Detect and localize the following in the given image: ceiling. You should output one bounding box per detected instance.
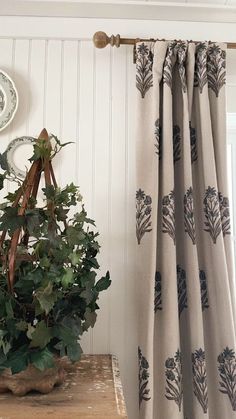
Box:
[10,0,236,4]
[1,0,236,22]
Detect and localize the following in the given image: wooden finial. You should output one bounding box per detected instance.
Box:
[38,128,49,140]
[38,128,51,151]
[93,31,121,48]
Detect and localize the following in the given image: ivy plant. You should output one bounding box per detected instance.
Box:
[0,135,111,374]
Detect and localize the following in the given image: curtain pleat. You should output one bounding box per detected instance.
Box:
[136,40,236,419]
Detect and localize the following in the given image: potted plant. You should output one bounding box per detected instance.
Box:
[0,129,111,396]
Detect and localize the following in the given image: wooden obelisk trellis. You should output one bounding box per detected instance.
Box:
[0,129,58,294]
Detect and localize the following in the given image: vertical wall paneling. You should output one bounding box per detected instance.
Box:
[44,40,62,185]
[0,32,139,419]
[92,45,111,354]
[8,40,30,194]
[28,40,46,135]
[75,40,81,186]
[12,40,30,137]
[109,45,126,365]
[43,40,48,129]
[60,40,78,186]
[0,38,14,201]
[77,40,95,353]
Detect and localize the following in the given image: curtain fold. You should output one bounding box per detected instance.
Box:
[136,40,236,419]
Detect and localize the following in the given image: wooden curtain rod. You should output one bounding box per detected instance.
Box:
[93,31,236,50]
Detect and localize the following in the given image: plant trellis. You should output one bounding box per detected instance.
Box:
[0,129,60,293]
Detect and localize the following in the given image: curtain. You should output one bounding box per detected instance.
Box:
[136,40,236,419]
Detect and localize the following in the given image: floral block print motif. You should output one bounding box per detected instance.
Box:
[184,187,196,245]
[136,189,152,245]
[218,193,231,236]
[138,346,151,408]
[176,42,188,93]
[189,123,198,163]
[194,43,226,97]
[154,121,181,163]
[162,191,176,244]
[163,42,187,92]
[194,43,208,93]
[192,349,208,413]
[154,271,162,312]
[199,270,209,311]
[165,349,183,411]
[218,347,236,411]
[207,45,226,98]
[204,187,231,243]
[163,41,177,91]
[204,186,222,244]
[177,265,188,317]
[136,43,153,99]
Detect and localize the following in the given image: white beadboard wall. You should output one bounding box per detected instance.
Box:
[0,22,139,419]
[0,15,236,419]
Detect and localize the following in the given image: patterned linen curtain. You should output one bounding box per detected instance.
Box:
[136,40,236,419]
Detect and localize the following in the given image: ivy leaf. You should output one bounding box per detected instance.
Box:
[66,226,85,246]
[29,139,50,162]
[25,209,45,235]
[62,315,82,337]
[94,272,111,292]
[51,134,74,149]
[0,349,7,366]
[26,324,36,339]
[80,288,94,305]
[69,252,81,266]
[67,341,82,362]
[5,300,14,318]
[0,152,9,171]
[30,347,55,371]
[5,345,29,374]
[6,319,19,339]
[53,324,75,346]
[54,341,66,357]
[30,321,53,349]
[0,336,11,355]
[4,190,19,203]
[35,300,44,316]
[16,320,28,331]
[0,207,24,234]
[61,268,74,289]
[83,309,97,331]
[0,174,6,190]
[80,271,96,287]
[39,256,50,269]
[55,206,69,222]
[85,217,96,226]
[42,185,55,200]
[35,282,57,315]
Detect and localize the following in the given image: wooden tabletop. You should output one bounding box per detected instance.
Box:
[0,355,128,419]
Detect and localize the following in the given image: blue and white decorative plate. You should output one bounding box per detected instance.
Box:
[0,70,18,132]
[5,136,35,179]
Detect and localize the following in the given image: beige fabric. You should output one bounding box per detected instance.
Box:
[136,40,236,419]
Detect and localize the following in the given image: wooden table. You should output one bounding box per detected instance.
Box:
[0,355,128,419]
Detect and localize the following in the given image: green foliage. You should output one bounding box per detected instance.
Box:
[95,272,111,292]
[29,135,73,163]
[30,347,55,371]
[30,321,53,349]
[0,137,111,375]
[35,282,58,315]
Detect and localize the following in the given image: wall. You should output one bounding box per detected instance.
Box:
[0,16,236,419]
